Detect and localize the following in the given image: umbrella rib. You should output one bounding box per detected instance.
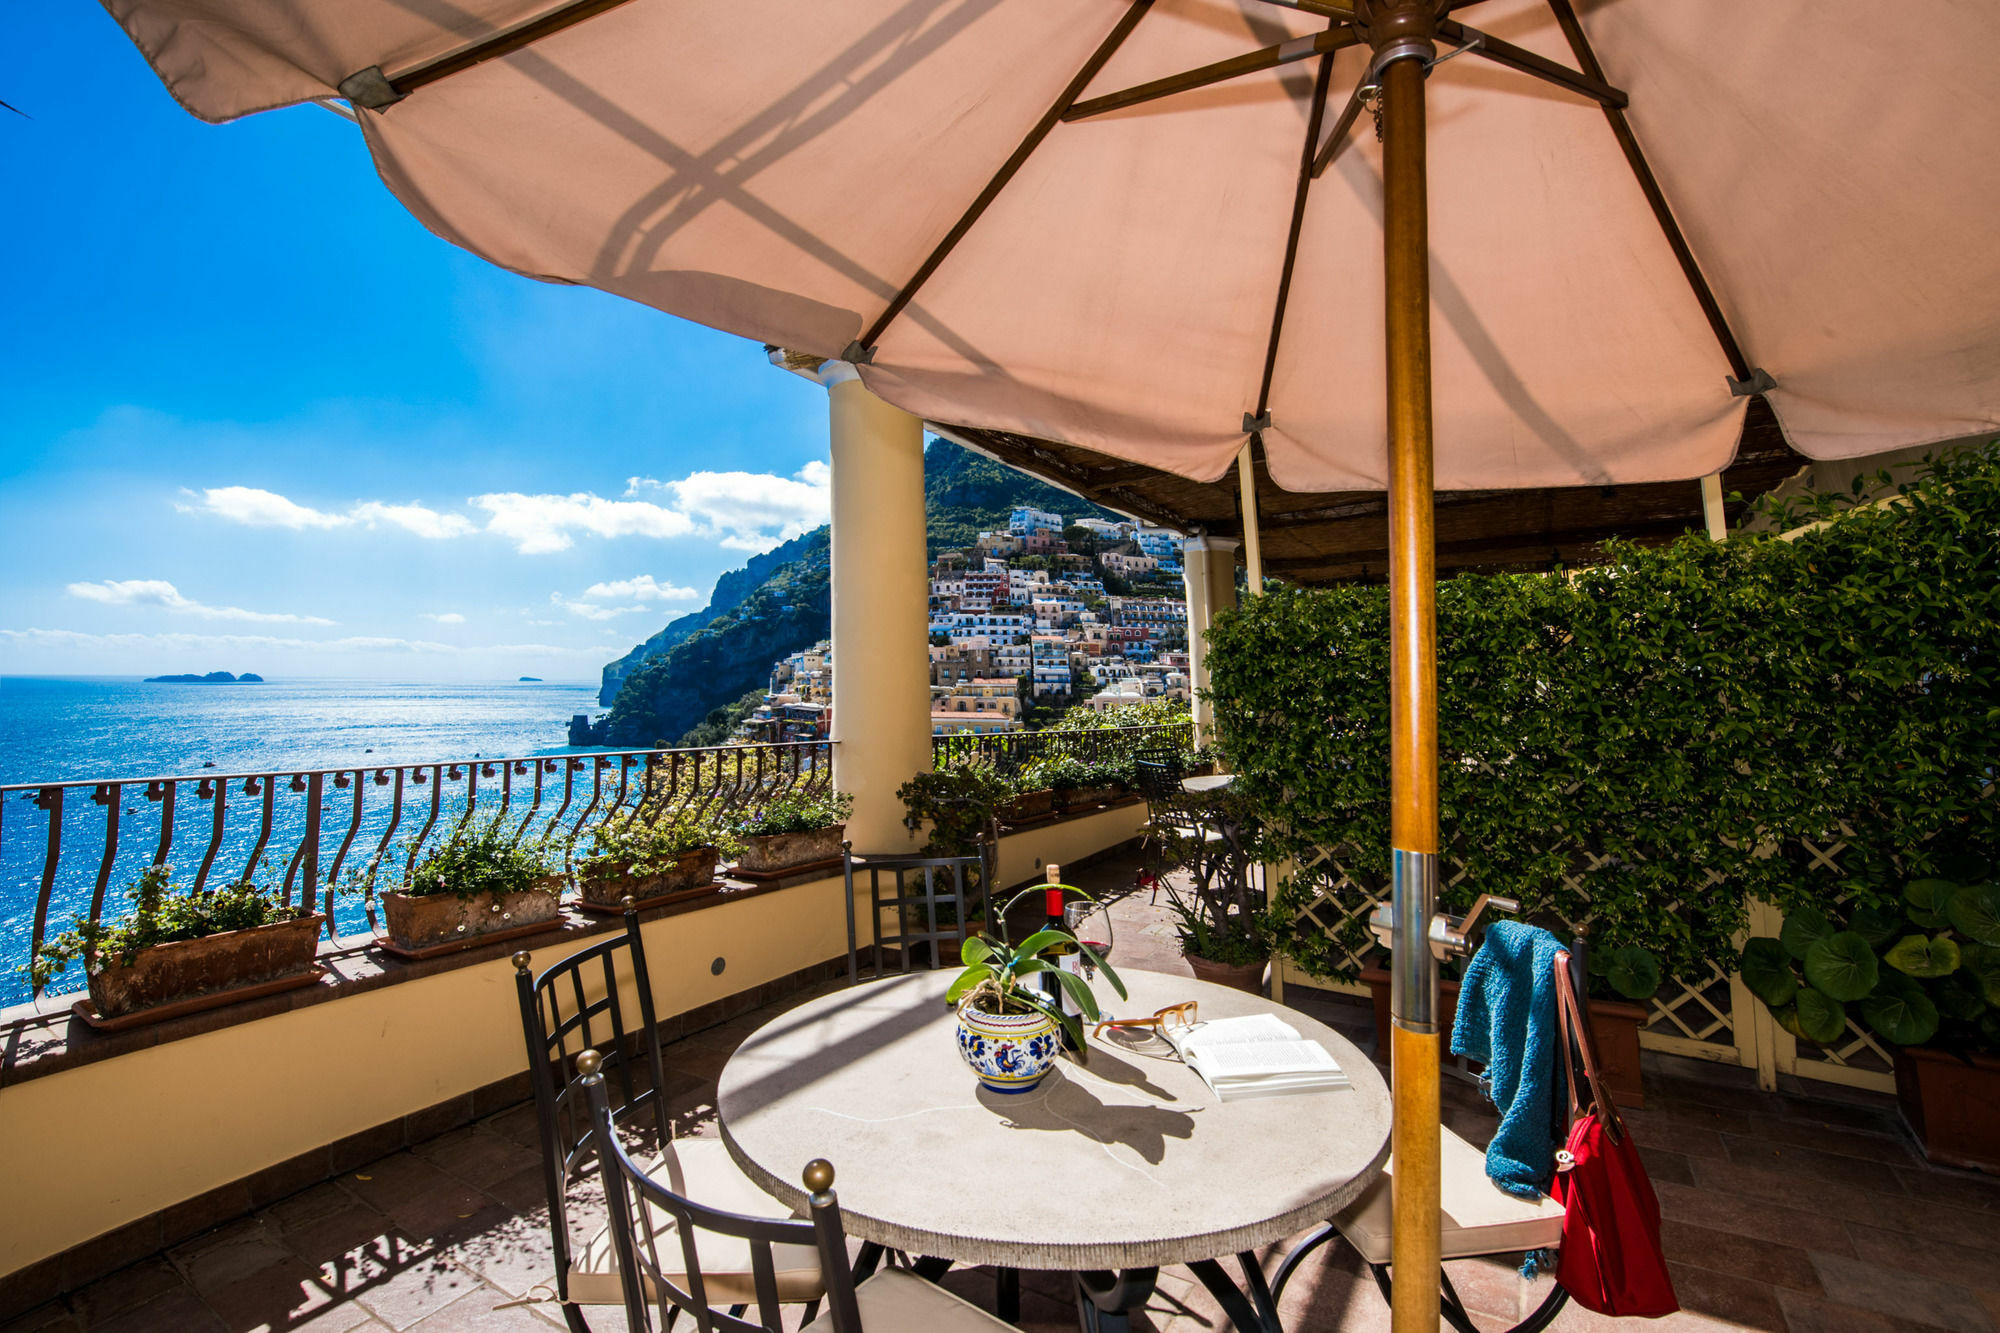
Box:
[1254,36,1342,423]
[1062,26,1361,123]
[1436,19,1626,108]
[1544,0,1751,382]
[1311,63,1376,179]
[848,0,1155,359]
[360,0,640,105]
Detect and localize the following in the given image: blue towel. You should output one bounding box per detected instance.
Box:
[1450,919,1568,1199]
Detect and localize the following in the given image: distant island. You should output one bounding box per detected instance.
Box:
[144,671,264,684]
[518,676,543,682]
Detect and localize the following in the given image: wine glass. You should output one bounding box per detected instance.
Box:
[1064,899,1115,979]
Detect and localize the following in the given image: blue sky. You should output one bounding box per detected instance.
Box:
[1,8,834,682]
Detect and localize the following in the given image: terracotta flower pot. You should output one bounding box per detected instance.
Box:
[1186,951,1267,994]
[578,849,718,907]
[735,826,844,875]
[86,912,324,1019]
[1896,1046,2000,1174]
[1058,785,1122,814]
[1000,790,1054,824]
[381,880,562,953]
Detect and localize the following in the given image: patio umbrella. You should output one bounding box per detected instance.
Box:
[101,0,2000,1325]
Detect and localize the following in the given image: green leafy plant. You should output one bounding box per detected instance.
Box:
[1207,443,2000,988]
[28,866,307,988]
[1740,875,2000,1053]
[1161,887,1275,968]
[948,883,1127,1052]
[733,790,853,838]
[578,811,738,883]
[898,763,1010,857]
[395,817,561,901]
[1585,943,1664,1002]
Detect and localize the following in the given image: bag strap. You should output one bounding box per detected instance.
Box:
[1553,948,1626,1142]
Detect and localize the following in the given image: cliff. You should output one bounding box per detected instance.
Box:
[577,438,1125,747]
[144,671,263,683]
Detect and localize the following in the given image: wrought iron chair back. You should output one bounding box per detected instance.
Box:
[581,1053,861,1333]
[842,841,989,984]
[513,904,672,1322]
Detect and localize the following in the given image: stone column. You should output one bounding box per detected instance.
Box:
[825,364,929,850]
[1182,535,1240,746]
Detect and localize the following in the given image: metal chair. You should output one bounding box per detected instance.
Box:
[1133,759,1233,905]
[580,1049,1015,1333]
[513,904,826,1331]
[842,842,989,984]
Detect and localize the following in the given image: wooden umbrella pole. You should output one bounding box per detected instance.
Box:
[1368,2,1442,1329]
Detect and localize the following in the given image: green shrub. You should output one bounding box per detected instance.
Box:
[899,763,1010,857]
[578,812,738,881]
[733,790,853,838]
[1207,444,2000,1006]
[400,818,560,901]
[28,866,307,988]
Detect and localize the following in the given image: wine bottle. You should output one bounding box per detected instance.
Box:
[1041,864,1081,1050]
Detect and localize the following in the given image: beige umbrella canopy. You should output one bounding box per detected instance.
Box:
[107,0,2000,491]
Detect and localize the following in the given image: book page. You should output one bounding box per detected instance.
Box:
[1193,1038,1340,1079]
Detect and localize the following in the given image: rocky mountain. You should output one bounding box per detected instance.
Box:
[576,438,1123,747]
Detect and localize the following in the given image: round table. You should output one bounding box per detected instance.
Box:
[717,968,1390,1330]
[1182,773,1235,794]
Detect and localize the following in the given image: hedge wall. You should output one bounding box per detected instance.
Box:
[1207,445,2000,983]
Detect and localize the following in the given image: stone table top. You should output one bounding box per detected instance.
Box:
[716,967,1390,1272]
[1182,773,1236,794]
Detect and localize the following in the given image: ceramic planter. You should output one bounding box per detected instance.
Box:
[1896,1046,2000,1174]
[85,912,324,1020]
[1186,951,1268,995]
[734,825,844,875]
[578,848,719,908]
[380,880,562,954]
[999,790,1054,824]
[956,1000,1061,1093]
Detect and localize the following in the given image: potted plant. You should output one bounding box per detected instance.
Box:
[1057,758,1127,814]
[899,763,1009,854]
[376,818,563,955]
[30,866,324,1025]
[947,884,1126,1093]
[731,791,852,877]
[576,812,736,911]
[1740,874,2000,1172]
[1168,892,1273,994]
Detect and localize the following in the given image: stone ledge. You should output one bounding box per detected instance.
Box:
[0,863,839,1089]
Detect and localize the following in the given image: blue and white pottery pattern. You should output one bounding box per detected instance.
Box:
[955,1001,1061,1094]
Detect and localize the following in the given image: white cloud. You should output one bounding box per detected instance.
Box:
[186,488,474,539]
[550,593,644,622]
[422,612,467,625]
[626,461,830,552]
[66,579,335,626]
[0,628,609,657]
[581,575,699,603]
[186,461,829,557]
[473,493,694,555]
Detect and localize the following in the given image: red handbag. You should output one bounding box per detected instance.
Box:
[1549,952,1680,1318]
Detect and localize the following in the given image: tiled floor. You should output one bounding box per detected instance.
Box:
[9,853,2000,1333]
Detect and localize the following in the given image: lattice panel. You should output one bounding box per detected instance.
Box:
[1775,830,1896,1086]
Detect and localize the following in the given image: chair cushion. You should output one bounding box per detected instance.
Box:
[801,1267,1017,1333]
[569,1137,826,1306]
[1334,1125,1566,1266]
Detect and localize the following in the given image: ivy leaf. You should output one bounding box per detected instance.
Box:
[1739,937,1798,1007]
[1781,906,1834,961]
[1785,989,1850,1045]
[1858,973,1941,1047]
[1903,879,1961,930]
[1945,884,2000,946]
[1803,931,1880,1002]
[1844,905,1902,950]
[1606,946,1662,1000]
[1884,933,1961,979]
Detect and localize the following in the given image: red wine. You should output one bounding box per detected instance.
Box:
[1042,865,1080,1049]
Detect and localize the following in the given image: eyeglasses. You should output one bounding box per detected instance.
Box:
[1092,1001,1198,1039]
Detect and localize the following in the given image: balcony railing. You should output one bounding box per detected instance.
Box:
[931,722,1195,779]
[0,740,829,1007]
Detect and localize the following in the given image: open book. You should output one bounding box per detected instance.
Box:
[1163,1012,1351,1101]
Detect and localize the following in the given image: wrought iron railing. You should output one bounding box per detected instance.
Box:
[0,741,829,1007]
[931,722,1194,780]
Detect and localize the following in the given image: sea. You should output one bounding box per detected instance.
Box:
[0,676,606,1008]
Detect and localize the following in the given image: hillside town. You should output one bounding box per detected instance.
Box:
[743,506,1192,742]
